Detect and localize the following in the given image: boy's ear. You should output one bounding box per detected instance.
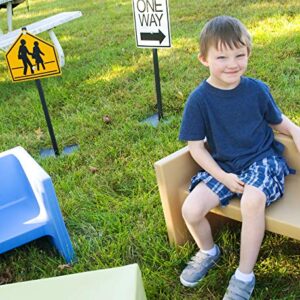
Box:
[198,53,209,67]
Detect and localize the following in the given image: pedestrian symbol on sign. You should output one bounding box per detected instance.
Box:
[32,41,46,71]
[18,39,34,75]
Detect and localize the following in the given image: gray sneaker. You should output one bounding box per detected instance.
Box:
[180,246,221,287]
[223,274,255,300]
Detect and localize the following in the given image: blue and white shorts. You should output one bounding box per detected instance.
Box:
[190,156,295,207]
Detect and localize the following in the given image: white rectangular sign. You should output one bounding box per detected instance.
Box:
[132,0,171,48]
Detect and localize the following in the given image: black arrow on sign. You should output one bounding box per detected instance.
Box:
[140,30,166,44]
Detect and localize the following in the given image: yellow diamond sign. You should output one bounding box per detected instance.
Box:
[6,31,61,82]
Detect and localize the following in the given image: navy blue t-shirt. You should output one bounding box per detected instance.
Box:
[179,77,284,173]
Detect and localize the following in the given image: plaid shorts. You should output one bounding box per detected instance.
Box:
[190,156,295,207]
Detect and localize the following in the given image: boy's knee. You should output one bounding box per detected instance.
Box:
[182,196,206,224]
[241,186,266,216]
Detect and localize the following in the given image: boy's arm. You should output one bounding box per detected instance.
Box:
[188,140,244,193]
[270,115,300,152]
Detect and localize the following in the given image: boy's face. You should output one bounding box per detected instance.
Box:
[199,43,249,90]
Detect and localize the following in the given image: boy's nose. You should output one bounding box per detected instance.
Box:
[227,59,239,69]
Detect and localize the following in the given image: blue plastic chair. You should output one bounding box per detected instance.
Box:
[0,146,75,263]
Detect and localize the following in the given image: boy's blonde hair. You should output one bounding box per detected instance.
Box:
[199,16,252,58]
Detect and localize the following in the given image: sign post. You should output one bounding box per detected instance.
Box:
[132,0,171,126]
[35,79,60,156]
[5,28,77,157]
[152,48,163,120]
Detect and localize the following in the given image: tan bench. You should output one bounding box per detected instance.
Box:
[154,133,300,245]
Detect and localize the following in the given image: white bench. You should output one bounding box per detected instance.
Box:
[0,0,21,32]
[0,11,82,66]
[0,0,26,32]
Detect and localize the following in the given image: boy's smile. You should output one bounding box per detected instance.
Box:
[199,44,249,90]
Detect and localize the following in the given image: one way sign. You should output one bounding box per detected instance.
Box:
[132,0,171,48]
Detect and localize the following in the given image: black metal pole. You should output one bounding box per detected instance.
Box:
[152,48,163,120]
[35,79,60,156]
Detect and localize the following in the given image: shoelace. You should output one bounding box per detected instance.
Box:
[226,278,253,300]
[187,251,210,268]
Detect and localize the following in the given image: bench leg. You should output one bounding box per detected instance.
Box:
[48,29,65,67]
[7,2,13,32]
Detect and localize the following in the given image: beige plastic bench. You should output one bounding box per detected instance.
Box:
[0,264,147,300]
[154,133,300,245]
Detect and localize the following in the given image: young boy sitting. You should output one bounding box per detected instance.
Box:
[179,15,300,299]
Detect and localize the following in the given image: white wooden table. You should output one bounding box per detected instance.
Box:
[0,11,82,67]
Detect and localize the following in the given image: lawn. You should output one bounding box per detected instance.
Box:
[0,0,300,299]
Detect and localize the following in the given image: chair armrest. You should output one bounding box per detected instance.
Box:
[0,146,49,180]
[154,146,199,192]
[275,133,300,171]
[154,146,200,244]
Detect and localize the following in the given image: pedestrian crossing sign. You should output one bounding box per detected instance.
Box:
[5,30,61,82]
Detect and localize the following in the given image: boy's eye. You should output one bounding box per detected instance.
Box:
[217,56,226,59]
[237,54,246,58]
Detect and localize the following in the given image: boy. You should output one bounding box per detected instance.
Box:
[179,15,300,299]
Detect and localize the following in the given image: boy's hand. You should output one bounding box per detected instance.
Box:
[221,173,245,194]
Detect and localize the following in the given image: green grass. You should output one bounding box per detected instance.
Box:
[0,0,300,299]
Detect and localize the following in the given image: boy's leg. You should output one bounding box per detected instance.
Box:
[239,184,266,273]
[182,182,220,250]
[223,184,266,300]
[180,182,221,287]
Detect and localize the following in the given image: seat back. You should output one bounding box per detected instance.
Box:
[0,154,38,212]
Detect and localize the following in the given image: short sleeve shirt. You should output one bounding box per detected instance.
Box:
[179,77,284,173]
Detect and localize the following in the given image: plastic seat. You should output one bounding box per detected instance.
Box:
[0,264,147,300]
[0,146,75,263]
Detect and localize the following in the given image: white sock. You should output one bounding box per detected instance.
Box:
[234,268,255,283]
[200,244,217,256]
